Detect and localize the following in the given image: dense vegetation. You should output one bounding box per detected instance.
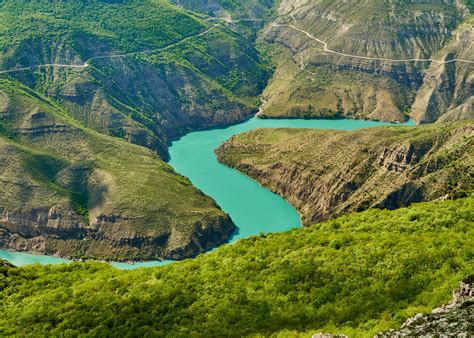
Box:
[1,197,472,336]
[0,0,207,54]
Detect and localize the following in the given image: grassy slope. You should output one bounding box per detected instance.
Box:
[0,197,472,336]
[170,0,275,36]
[217,120,473,224]
[0,0,270,154]
[0,0,206,53]
[0,78,232,260]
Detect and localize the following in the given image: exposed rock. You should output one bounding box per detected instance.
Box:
[0,259,15,268]
[377,276,474,337]
[0,259,15,276]
[1,1,269,159]
[411,22,474,123]
[0,79,236,262]
[0,212,235,262]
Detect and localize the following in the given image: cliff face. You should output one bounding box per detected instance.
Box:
[216,121,473,224]
[0,79,235,261]
[258,0,472,122]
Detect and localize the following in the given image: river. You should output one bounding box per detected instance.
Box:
[0,116,414,269]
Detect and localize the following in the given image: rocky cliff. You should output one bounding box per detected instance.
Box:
[412,19,474,123]
[0,79,235,261]
[216,121,473,224]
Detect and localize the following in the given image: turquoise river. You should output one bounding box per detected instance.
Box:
[0,116,414,269]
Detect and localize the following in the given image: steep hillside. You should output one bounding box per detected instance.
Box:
[170,0,275,39]
[0,197,472,336]
[0,0,270,157]
[259,0,472,122]
[217,120,473,224]
[412,17,474,123]
[171,0,273,22]
[0,79,234,261]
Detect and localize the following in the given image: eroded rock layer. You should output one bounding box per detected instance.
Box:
[259,0,473,123]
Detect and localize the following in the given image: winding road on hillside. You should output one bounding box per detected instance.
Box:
[271,22,474,65]
[0,25,219,74]
[220,15,473,64]
[2,18,473,76]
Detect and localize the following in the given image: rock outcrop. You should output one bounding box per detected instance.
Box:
[378,276,474,337]
[0,259,15,276]
[216,121,473,224]
[0,259,15,268]
[411,21,474,123]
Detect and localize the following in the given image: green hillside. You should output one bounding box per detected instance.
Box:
[0,1,472,336]
[0,0,206,53]
[1,197,472,336]
[0,78,234,261]
[0,0,270,156]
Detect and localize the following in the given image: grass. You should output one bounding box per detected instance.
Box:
[0,0,270,156]
[0,0,206,54]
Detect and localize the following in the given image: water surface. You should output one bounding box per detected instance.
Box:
[1,117,414,268]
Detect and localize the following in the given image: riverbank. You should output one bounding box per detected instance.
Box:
[1,116,412,269]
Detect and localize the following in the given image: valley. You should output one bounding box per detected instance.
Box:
[0,0,270,262]
[0,116,405,267]
[259,0,473,122]
[0,0,472,336]
[0,79,235,262]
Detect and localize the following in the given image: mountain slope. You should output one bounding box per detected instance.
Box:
[217,120,473,224]
[0,0,270,157]
[412,17,474,123]
[0,197,472,336]
[259,0,472,122]
[0,79,234,261]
